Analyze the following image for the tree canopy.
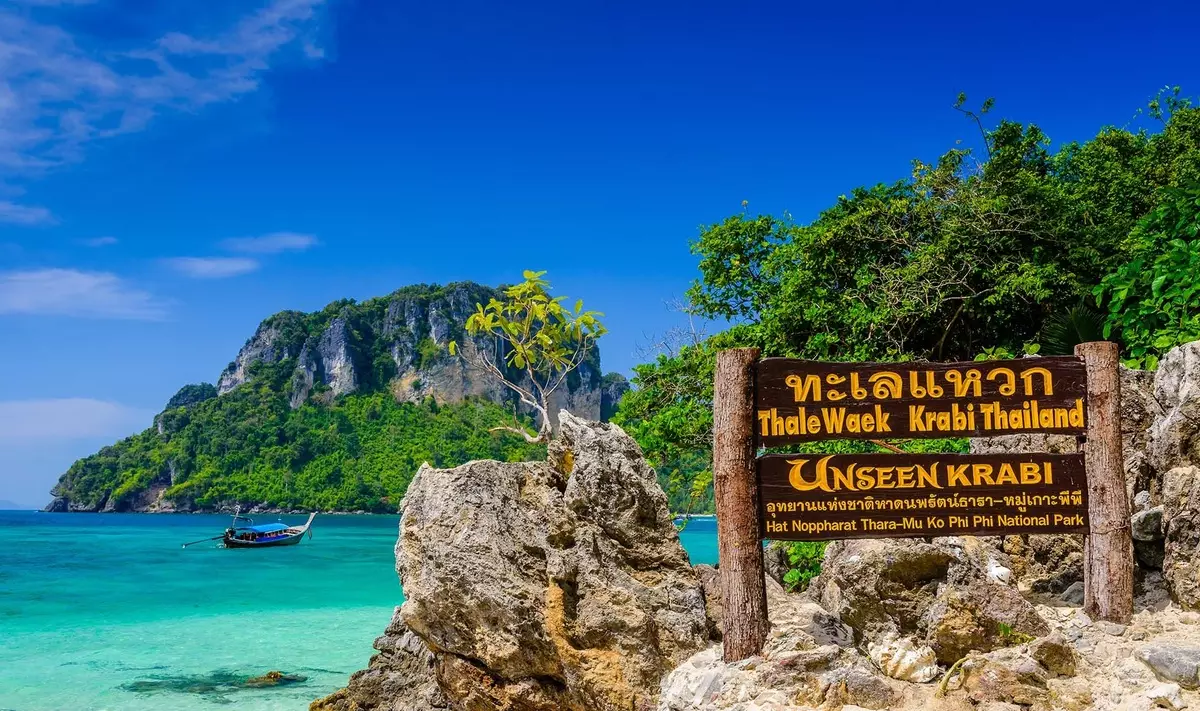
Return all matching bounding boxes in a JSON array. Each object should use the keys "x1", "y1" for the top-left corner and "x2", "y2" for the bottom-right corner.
[{"x1": 617, "y1": 91, "x2": 1200, "y2": 513}]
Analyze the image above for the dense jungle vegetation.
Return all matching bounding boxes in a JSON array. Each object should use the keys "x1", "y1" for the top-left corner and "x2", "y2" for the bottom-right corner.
[
  {"x1": 54, "y1": 358, "x2": 544, "y2": 512},
  {"x1": 613, "y1": 90, "x2": 1200, "y2": 579}
]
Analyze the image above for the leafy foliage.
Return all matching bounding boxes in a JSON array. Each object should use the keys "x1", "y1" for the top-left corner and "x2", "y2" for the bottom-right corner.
[
  {"x1": 54, "y1": 371, "x2": 544, "y2": 512},
  {"x1": 458, "y1": 270, "x2": 607, "y2": 441},
  {"x1": 618, "y1": 93, "x2": 1200, "y2": 514},
  {"x1": 1096, "y1": 185, "x2": 1200, "y2": 368},
  {"x1": 781, "y1": 542, "x2": 827, "y2": 592}
]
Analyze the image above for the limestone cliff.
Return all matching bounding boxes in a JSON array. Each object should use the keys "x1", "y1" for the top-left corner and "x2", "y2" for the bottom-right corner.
[
  {"x1": 216, "y1": 282, "x2": 608, "y2": 422},
  {"x1": 45, "y1": 282, "x2": 627, "y2": 514}
]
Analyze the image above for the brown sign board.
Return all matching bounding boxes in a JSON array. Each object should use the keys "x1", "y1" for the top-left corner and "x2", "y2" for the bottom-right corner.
[
  {"x1": 757, "y1": 452, "x2": 1089, "y2": 541},
  {"x1": 755, "y1": 357, "x2": 1088, "y2": 447}
]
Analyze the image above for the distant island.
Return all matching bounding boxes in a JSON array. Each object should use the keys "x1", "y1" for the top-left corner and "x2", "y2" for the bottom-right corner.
[
  {"x1": 0, "y1": 500, "x2": 35, "y2": 510},
  {"x1": 45, "y1": 282, "x2": 629, "y2": 514}
]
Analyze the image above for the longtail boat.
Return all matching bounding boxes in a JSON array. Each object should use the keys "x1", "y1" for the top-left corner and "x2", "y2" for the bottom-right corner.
[{"x1": 181, "y1": 509, "x2": 316, "y2": 549}]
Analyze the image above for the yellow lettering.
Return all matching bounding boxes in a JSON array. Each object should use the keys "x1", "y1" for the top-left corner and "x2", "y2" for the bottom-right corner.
[
  {"x1": 996, "y1": 463, "x2": 1018, "y2": 485},
  {"x1": 786, "y1": 374, "x2": 822, "y2": 402},
  {"x1": 972, "y1": 464, "x2": 996, "y2": 486},
  {"x1": 876, "y1": 467, "x2": 895, "y2": 489},
  {"x1": 948, "y1": 464, "x2": 969, "y2": 487},
  {"x1": 821, "y1": 407, "x2": 846, "y2": 434}
]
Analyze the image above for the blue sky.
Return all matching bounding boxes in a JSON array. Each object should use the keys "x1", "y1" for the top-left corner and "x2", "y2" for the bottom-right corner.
[{"x1": 0, "y1": 0, "x2": 1197, "y2": 507}]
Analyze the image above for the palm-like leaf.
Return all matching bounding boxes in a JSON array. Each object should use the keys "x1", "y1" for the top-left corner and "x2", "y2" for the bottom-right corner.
[{"x1": 1042, "y1": 303, "x2": 1109, "y2": 355}]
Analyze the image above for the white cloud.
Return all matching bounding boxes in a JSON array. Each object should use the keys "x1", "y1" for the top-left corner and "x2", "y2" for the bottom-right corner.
[
  {"x1": 0, "y1": 398, "x2": 151, "y2": 442},
  {"x1": 220, "y1": 231, "x2": 318, "y2": 254},
  {"x1": 0, "y1": 0, "x2": 329, "y2": 174},
  {"x1": 0, "y1": 200, "x2": 55, "y2": 225},
  {"x1": 163, "y1": 256, "x2": 259, "y2": 278},
  {"x1": 80, "y1": 236, "x2": 118, "y2": 247},
  {"x1": 0, "y1": 268, "x2": 167, "y2": 319}
]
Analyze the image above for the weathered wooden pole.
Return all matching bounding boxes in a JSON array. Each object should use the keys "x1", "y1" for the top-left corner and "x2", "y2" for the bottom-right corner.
[
  {"x1": 1075, "y1": 341, "x2": 1133, "y2": 624},
  {"x1": 713, "y1": 348, "x2": 769, "y2": 661}
]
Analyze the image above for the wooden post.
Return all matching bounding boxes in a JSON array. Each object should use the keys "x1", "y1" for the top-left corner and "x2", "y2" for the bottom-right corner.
[
  {"x1": 713, "y1": 348, "x2": 769, "y2": 661},
  {"x1": 1075, "y1": 341, "x2": 1133, "y2": 624}
]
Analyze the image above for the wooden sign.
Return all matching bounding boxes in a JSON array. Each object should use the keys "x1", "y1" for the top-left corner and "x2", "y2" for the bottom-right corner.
[
  {"x1": 758, "y1": 452, "x2": 1088, "y2": 541},
  {"x1": 712, "y1": 344, "x2": 1131, "y2": 662},
  {"x1": 755, "y1": 357, "x2": 1087, "y2": 446}
]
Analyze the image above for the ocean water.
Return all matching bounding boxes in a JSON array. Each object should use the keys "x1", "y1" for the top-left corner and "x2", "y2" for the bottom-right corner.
[{"x1": 0, "y1": 511, "x2": 718, "y2": 711}]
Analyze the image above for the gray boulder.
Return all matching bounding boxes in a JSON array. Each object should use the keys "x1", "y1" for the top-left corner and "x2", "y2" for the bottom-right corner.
[
  {"x1": 1136, "y1": 643, "x2": 1200, "y2": 689},
  {"x1": 390, "y1": 412, "x2": 708, "y2": 711}
]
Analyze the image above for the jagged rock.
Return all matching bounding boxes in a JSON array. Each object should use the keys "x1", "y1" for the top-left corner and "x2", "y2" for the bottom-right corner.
[
  {"x1": 763, "y1": 541, "x2": 789, "y2": 586},
  {"x1": 599, "y1": 372, "x2": 630, "y2": 422},
  {"x1": 1136, "y1": 644, "x2": 1200, "y2": 689},
  {"x1": 1060, "y1": 581, "x2": 1085, "y2": 605},
  {"x1": 311, "y1": 609, "x2": 450, "y2": 710},
  {"x1": 391, "y1": 412, "x2": 708, "y2": 711},
  {"x1": 867, "y1": 636, "x2": 940, "y2": 683},
  {"x1": 1132, "y1": 502, "x2": 1161, "y2": 569},
  {"x1": 1143, "y1": 682, "x2": 1187, "y2": 710},
  {"x1": 1151, "y1": 342, "x2": 1200, "y2": 474},
  {"x1": 955, "y1": 648, "x2": 1050, "y2": 707},
  {"x1": 1028, "y1": 631, "x2": 1076, "y2": 677},
  {"x1": 42, "y1": 496, "x2": 68, "y2": 512},
  {"x1": 658, "y1": 643, "x2": 897, "y2": 711},
  {"x1": 922, "y1": 582, "x2": 1049, "y2": 663},
  {"x1": 1135, "y1": 507, "x2": 1167, "y2": 541},
  {"x1": 1162, "y1": 467, "x2": 1200, "y2": 608},
  {"x1": 809, "y1": 537, "x2": 959, "y2": 644},
  {"x1": 808, "y1": 536, "x2": 1046, "y2": 662},
  {"x1": 694, "y1": 565, "x2": 723, "y2": 641}
]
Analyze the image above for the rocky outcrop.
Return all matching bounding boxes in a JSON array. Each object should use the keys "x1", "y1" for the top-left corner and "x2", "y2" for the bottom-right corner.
[
  {"x1": 311, "y1": 609, "x2": 450, "y2": 710},
  {"x1": 215, "y1": 282, "x2": 622, "y2": 424},
  {"x1": 1150, "y1": 342, "x2": 1200, "y2": 474},
  {"x1": 316, "y1": 413, "x2": 709, "y2": 711},
  {"x1": 1162, "y1": 466, "x2": 1200, "y2": 608},
  {"x1": 600, "y1": 372, "x2": 630, "y2": 422},
  {"x1": 217, "y1": 312, "x2": 307, "y2": 393},
  {"x1": 808, "y1": 537, "x2": 1048, "y2": 663}
]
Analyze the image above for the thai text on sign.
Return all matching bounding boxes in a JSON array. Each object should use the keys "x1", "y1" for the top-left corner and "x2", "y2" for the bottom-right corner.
[
  {"x1": 754, "y1": 357, "x2": 1088, "y2": 446},
  {"x1": 757, "y1": 452, "x2": 1089, "y2": 541}
]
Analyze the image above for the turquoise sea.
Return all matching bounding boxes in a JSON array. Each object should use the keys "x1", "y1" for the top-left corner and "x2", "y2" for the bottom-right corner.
[{"x1": 0, "y1": 511, "x2": 718, "y2": 711}]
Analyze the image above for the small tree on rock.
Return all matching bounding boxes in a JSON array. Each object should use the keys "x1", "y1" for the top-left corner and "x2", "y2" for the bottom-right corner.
[{"x1": 452, "y1": 270, "x2": 606, "y2": 442}]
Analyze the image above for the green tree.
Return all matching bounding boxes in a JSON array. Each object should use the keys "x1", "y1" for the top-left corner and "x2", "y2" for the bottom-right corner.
[
  {"x1": 457, "y1": 270, "x2": 607, "y2": 442},
  {"x1": 619, "y1": 92, "x2": 1200, "y2": 512},
  {"x1": 1096, "y1": 184, "x2": 1200, "y2": 368}
]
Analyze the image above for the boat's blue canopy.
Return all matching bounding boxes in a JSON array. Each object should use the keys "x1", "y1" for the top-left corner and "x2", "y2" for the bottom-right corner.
[{"x1": 238, "y1": 523, "x2": 290, "y2": 534}]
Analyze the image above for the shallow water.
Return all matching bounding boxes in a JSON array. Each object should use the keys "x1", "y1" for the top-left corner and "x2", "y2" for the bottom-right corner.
[{"x1": 0, "y1": 511, "x2": 718, "y2": 710}]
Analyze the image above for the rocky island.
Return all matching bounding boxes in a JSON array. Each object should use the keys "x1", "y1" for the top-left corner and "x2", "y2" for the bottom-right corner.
[
  {"x1": 313, "y1": 341, "x2": 1200, "y2": 711},
  {"x1": 43, "y1": 281, "x2": 629, "y2": 514}
]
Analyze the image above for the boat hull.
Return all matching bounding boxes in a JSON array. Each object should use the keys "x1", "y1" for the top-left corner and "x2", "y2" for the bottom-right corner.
[{"x1": 222, "y1": 532, "x2": 306, "y2": 548}]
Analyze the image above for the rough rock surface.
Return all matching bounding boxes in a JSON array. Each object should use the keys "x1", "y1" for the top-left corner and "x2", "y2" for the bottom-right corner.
[
  {"x1": 807, "y1": 537, "x2": 1047, "y2": 662},
  {"x1": 1163, "y1": 466, "x2": 1200, "y2": 609},
  {"x1": 311, "y1": 609, "x2": 450, "y2": 710},
  {"x1": 1150, "y1": 342, "x2": 1200, "y2": 474},
  {"x1": 318, "y1": 413, "x2": 709, "y2": 711},
  {"x1": 215, "y1": 282, "x2": 614, "y2": 423},
  {"x1": 658, "y1": 583, "x2": 893, "y2": 711}
]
